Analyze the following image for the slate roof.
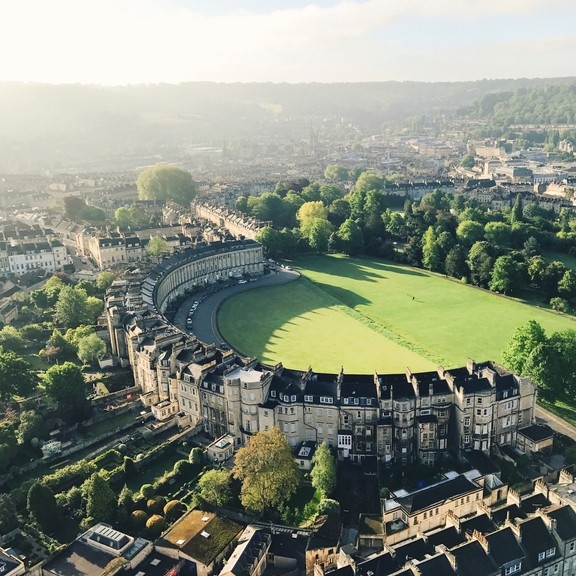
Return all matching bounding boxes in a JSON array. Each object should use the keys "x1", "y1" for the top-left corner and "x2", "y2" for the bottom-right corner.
[
  {"x1": 416, "y1": 554, "x2": 456, "y2": 576},
  {"x1": 491, "y1": 504, "x2": 526, "y2": 527},
  {"x1": 450, "y1": 540, "x2": 496, "y2": 576},
  {"x1": 519, "y1": 493, "x2": 550, "y2": 516},
  {"x1": 460, "y1": 514, "x2": 496, "y2": 537},
  {"x1": 426, "y1": 526, "x2": 465, "y2": 550},
  {"x1": 485, "y1": 526, "x2": 525, "y2": 568},
  {"x1": 546, "y1": 505, "x2": 576, "y2": 542},
  {"x1": 518, "y1": 424, "x2": 554, "y2": 443},
  {"x1": 394, "y1": 537, "x2": 431, "y2": 564},
  {"x1": 395, "y1": 475, "x2": 481, "y2": 514},
  {"x1": 356, "y1": 552, "x2": 399, "y2": 576},
  {"x1": 518, "y1": 516, "x2": 559, "y2": 569}
]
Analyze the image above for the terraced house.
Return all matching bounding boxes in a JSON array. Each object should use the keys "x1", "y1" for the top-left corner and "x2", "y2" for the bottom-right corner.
[{"x1": 105, "y1": 240, "x2": 537, "y2": 465}]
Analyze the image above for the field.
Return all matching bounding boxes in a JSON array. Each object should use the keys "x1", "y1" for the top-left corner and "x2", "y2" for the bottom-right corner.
[{"x1": 218, "y1": 255, "x2": 576, "y2": 372}]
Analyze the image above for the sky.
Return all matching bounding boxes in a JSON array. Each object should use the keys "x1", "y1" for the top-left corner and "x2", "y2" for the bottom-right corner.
[{"x1": 1, "y1": 0, "x2": 575, "y2": 85}]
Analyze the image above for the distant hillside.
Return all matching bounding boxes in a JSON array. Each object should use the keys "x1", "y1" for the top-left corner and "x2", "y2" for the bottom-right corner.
[
  {"x1": 1, "y1": 78, "x2": 574, "y2": 173},
  {"x1": 468, "y1": 82, "x2": 576, "y2": 126}
]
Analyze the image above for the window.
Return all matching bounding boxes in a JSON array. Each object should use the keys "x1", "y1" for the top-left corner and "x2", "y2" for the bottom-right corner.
[
  {"x1": 546, "y1": 548, "x2": 556, "y2": 558},
  {"x1": 538, "y1": 552, "x2": 546, "y2": 562},
  {"x1": 477, "y1": 397, "x2": 482, "y2": 404},
  {"x1": 304, "y1": 395, "x2": 313, "y2": 402},
  {"x1": 504, "y1": 562, "x2": 522, "y2": 575},
  {"x1": 291, "y1": 395, "x2": 296, "y2": 402},
  {"x1": 320, "y1": 396, "x2": 333, "y2": 404}
]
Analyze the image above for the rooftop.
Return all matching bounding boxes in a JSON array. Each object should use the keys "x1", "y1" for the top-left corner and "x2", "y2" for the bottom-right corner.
[{"x1": 159, "y1": 510, "x2": 243, "y2": 566}]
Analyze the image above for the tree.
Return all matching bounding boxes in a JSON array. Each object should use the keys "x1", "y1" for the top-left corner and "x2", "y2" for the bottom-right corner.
[
  {"x1": 147, "y1": 496, "x2": 167, "y2": 515},
  {"x1": 542, "y1": 261, "x2": 567, "y2": 299},
  {"x1": 324, "y1": 164, "x2": 348, "y2": 182},
  {"x1": 83, "y1": 473, "x2": 117, "y2": 524},
  {"x1": 317, "y1": 498, "x2": 340, "y2": 516},
  {"x1": 310, "y1": 442, "x2": 337, "y2": 497},
  {"x1": 77, "y1": 333, "x2": 106, "y2": 365},
  {"x1": 164, "y1": 500, "x2": 185, "y2": 522},
  {"x1": 0, "y1": 350, "x2": 36, "y2": 401},
  {"x1": 421, "y1": 227, "x2": 443, "y2": 272},
  {"x1": 336, "y1": 219, "x2": 364, "y2": 254},
  {"x1": 96, "y1": 271, "x2": 116, "y2": 292},
  {"x1": 146, "y1": 236, "x2": 170, "y2": 260},
  {"x1": 460, "y1": 154, "x2": 476, "y2": 168},
  {"x1": 146, "y1": 514, "x2": 165, "y2": 538},
  {"x1": 489, "y1": 255, "x2": 526, "y2": 295},
  {"x1": 130, "y1": 510, "x2": 148, "y2": 530},
  {"x1": 0, "y1": 493, "x2": 18, "y2": 535},
  {"x1": 42, "y1": 362, "x2": 91, "y2": 422},
  {"x1": 232, "y1": 427, "x2": 300, "y2": 514},
  {"x1": 189, "y1": 447, "x2": 204, "y2": 465},
  {"x1": 55, "y1": 286, "x2": 92, "y2": 328},
  {"x1": 484, "y1": 221, "x2": 513, "y2": 247},
  {"x1": 27, "y1": 482, "x2": 59, "y2": 532},
  {"x1": 124, "y1": 457, "x2": 137, "y2": 479},
  {"x1": 456, "y1": 220, "x2": 484, "y2": 247},
  {"x1": 550, "y1": 297, "x2": 571, "y2": 313},
  {"x1": 444, "y1": 245, "x2": 469, "y2": 279},
  {"x1": 141, "y1": 484, "x2": 155, "y2": 499},
  {"x1": 297, "y1": 202, "x2": 329, "y2": 237},
  {"x1": 307, "y1": 218, "x2": 333, "y2": 252},
  {"x1": 197, "y1": 469, "x2": 232, "y2": 507},
  {"x1": 17, "y1": 410, "x2": 46, "y2": 445},
  {"x1": 136, "y1": 165, "x2": 197, "y2": 205},
  {"x1": 558, "y1": 269, "x2": 576, "y2": 300},
  {"x1": 511, "y1": 194, "x2": 524, "y2": 224},
  {"x1": 0, "y1": 326, "x2": 25, "y2": 352},
  {"x1": 467, "y1": 241, "x2": 494, "y2": 287},
  {"x1": 502, "y1": 320, "x2": 547, "y2": 375}
]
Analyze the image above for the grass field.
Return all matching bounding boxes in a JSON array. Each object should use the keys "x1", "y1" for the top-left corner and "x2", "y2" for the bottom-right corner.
[{"x1": 218, "y1": 254, "x2": 576, "y2": 372}]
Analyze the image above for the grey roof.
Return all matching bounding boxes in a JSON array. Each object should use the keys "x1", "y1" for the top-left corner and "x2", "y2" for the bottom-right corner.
[
  {"x1": 546, "y1": 505, "x2": 576, "y2": 542},
  {"x1": 485, "y1": 527, "x2": 525, "y2": 568},
  {"x1": 395, "y1": 475, "x2": 481, "y2": 514},
  {"x1": 518, "y1": 424, "x2": 554, "y2": 443},
  {"x1": 450, "y1": 540, "x2": 496, "y2": 576}
]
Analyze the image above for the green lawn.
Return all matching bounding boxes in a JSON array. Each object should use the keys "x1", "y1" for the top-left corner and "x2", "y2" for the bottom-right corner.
[
  {"x1": 219, "y1": 254, "x2": 576, "y2": 373},
  {"x1": 218, "y1": 279, "x2": 436, "y2": 373}
]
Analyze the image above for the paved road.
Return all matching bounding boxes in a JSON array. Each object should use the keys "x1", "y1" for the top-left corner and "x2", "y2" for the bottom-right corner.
[
  {"x1": 173, "y1": 269, "x2": 300, "y2": 348},
  {"x1": 535, "y1": 404, "x2": 576, "y2": 439}
]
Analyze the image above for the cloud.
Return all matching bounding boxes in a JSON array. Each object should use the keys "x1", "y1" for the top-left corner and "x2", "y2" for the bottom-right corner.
[{"x1": 0, "y1": 0, "x2": 574, "y2": 83}]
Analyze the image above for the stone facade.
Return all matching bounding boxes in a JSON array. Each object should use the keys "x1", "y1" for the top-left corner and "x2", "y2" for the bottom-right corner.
[{"x1": 105, "y1": 241, "x2": 536, "y2": 463}]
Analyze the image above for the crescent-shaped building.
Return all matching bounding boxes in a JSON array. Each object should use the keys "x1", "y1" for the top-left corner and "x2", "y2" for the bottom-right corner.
[{"x1": 105, "y1": 240, "x2": 536, "y2": 465}]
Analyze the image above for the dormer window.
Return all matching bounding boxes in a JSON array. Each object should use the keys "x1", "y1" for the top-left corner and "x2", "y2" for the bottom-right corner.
[{"x1": 504, "y1": 562, "x2": 522, "y2": 575}]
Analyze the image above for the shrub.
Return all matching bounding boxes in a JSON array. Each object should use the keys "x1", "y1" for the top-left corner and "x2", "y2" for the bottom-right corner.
[
  {"x1": 141, "y1": 484, "x2": 155, "y2": 499},
  {"x1": 147, "y1": 495, "x2": 167, "y2": 515},
  {"x1": 123, "y1": 457, "x2": 137, "y2": 479},
  {"x1": 146, "y1": 514, "x2": 165, "y2": 538},
  {"x1": 164, "y1": 499, "x2": 185, "y2": 522},
  {"x1": 189, "y1": 447, "x2": 203, "y2": 465},
  {"x1": 130, "y1": 510, "x2": 148, "y2": 529},
  {"x1": 317, "y1": 498, "x2": 341, "y2": 516},
  {"x1": 173, "y1": 459, "x2": 193, "y2": 478}
]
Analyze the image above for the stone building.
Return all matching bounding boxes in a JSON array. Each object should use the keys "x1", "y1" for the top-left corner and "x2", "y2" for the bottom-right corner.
[{"x1": 105, "y1": 241, "x2": 536, "y2": 464}]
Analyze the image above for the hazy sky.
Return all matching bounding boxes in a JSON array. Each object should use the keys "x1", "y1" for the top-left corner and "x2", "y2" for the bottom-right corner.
[{"x1": 2, "y1": 0, "x2": 575, "y2": 84}]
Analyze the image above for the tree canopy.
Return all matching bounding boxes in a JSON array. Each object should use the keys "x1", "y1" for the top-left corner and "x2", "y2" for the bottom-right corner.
[
  {"x1": 197, "y1": 469, "x2": 232, "y2": 507},
  {"x1": 136, "y1": 165, "x2": 197, "y2": 205},
  {"x1": 310, "y1": 442, "x2": 337, "y2": 497},
  {"x1": 0, "y1": 350, "x2": 36, "y2": 401},
  {"x1": 83, "y1": 473, "x2": 117, "y2": 524},
  {"x1": 42, "y1": 362, "x2": 91, "y2": 422},
  {"x1": 232, "y1": 427, "x2": 300, "y2": 514}
]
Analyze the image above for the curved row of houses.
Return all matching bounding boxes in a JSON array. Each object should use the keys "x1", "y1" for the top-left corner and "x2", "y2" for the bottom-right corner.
[{"x1": 105, "y1": 239, "x2": 537, "y2": 465}]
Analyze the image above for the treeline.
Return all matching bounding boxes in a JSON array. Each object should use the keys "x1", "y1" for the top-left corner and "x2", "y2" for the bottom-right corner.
[
  {"x1": 251, "y1": 172, "x2": 576, "y2": 312},
  {"x1": 468, "y1": 83, "x2": 576, "y2": 128},
  {"x1": 503, "y1": 320, "x2": 576, "y2": 401}
]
